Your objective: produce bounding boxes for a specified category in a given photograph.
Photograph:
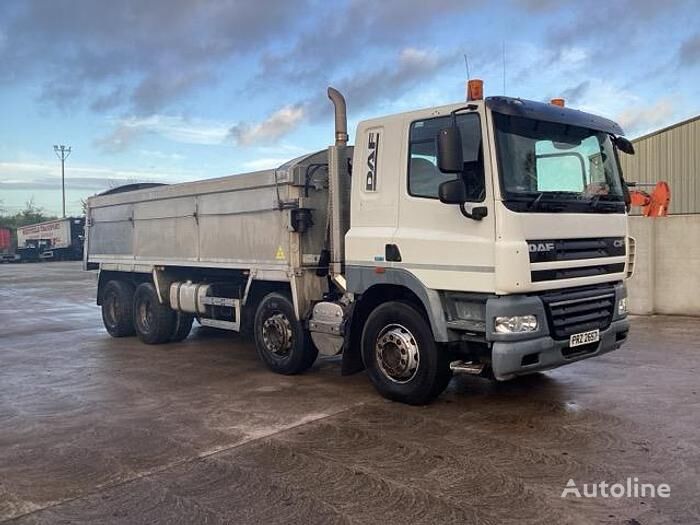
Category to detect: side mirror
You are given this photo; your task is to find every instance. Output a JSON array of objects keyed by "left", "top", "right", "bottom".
[
  {"left": 439, "top": 178, "right": 488, "bottom": 221},
  {"left": 614, "top": 136, "right": 635, "bottom": 155},
  {"left": 438, "top": 179, "right": 467, "bottom": 204},
  {"left": 437, "top": 127, "right": 464, "bottom": 173}
]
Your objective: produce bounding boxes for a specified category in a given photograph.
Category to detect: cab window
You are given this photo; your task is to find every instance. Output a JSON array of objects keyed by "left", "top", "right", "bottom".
[{"left": 408, "top": 113, "right": 485, "bottom": 201}]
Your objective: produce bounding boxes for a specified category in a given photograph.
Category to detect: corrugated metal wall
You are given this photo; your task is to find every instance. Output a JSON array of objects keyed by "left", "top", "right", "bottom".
[{"left": 618, "top": 115, "right": 700, "bottom": 215}]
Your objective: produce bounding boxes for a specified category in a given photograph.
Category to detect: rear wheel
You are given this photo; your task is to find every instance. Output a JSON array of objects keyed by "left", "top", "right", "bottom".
[
  {"left": 101, "top": 279, "right": 135, "bottom": 337},
  {"left": 170, "top": 312, "right": 194, "bottom": 342},
  {"left": 361, "top": 301, "right": 452, "bottom": 405},
  {"left": 133, "top": 282, "right": 176, "bottom": 344},
  {"left": 253, "top": 292, "right": 317, "bottom": 374}
]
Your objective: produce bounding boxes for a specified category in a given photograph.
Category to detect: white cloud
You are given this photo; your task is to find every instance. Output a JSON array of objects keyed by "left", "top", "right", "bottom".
[
  {"left": 256, "top": 143, "right": 307, "bottom": 155},
  {"left": 119, "top": 115, "right": 230, "bottom": 145},
  {"left": 573, "top": 80, "right": 642, "bottom": 117},
  {"left": 616, "top": 98, "right": 677, "bottom": 137},
  {"left": 398, "top": 47, "right": 440, "bottom": 68},
  {"left": 241, "top": 157, "right": 291, "bottom": 170},
  {"left": 96, "top": 114, "right": 232, "bottom": 152},
  {"left": 138, "top": 149, "right": 185, "bottom": 161},
  {"left": 558, "top": 46, "right": 588, "bottom": 66},
  {"left": 0, "top": 160, "right": 195, "bottom": 184},
  {"left": 229, "top": 105, "right": 306, "bottom": 146}
]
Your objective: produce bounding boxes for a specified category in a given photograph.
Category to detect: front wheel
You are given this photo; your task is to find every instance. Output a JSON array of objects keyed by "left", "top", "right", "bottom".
[
  {"left": 253, "top": 292, "right": 317, "bottom": 375},
  {"left": 361, "top": 301, "right": 452, "bottom": 405}
]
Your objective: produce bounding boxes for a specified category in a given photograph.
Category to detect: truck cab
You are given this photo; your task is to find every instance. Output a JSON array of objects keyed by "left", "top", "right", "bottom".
[{"left": 337, "top": 89, "right": 631, "bottom": 401}]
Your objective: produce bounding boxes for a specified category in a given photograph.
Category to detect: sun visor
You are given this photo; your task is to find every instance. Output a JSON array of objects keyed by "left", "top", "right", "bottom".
[{"left": 486, "top": 96, "right": 625, "bottom": 136}]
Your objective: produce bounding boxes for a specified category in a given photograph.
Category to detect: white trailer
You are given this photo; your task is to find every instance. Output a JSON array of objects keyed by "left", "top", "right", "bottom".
[
  {"left": 85, "top": 83, "right": 635, "bottom": 404},
  {"left": 18, "top": 217, "right": 85, "bottom": 261}
]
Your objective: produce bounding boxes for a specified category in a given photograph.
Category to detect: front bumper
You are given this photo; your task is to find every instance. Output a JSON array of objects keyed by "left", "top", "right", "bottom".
[{"left": 491, "top": 317, "right": 629, "bottom": 380}]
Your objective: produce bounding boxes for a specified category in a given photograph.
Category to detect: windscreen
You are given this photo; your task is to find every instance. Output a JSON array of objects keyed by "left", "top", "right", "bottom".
[{"left": 493, "top": 113, "right": 625, "bottom": 213}]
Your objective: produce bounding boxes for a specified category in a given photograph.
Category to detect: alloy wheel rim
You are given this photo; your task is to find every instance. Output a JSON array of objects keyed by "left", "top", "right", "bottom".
[
  {"left": 262, "top": 313, "right": 293, "bottom": 356},
  {"left": 375, "top": 323, "right": 420, "bottom": 383},
  {"left": 105, "top": 292, "right": 118, "bottom": 325},
  {"left": 139, "top": 298, "right": 153, "bottom": 332}
]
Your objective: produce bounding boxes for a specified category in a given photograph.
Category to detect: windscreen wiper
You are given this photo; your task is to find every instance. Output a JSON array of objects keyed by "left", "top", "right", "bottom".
[
  {"left": 505, "top": 193, "right": 567, "bottom": 212},
  {"left": 589, "top": 194, "right": 623, "bottom": 212},
  {"left": 531, "top": 191, "right": 578, "bottom": 211},
  {"left": 528, "top": 192, "right": 544, "bottom": 210}
]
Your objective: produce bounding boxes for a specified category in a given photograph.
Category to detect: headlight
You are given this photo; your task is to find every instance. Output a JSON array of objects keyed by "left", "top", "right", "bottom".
[
  {"left": 494, "top": 315, "right": 538, "bottom": 334},
  {"left": 617, "top": 297, "right": 628, "bottom": 315}
]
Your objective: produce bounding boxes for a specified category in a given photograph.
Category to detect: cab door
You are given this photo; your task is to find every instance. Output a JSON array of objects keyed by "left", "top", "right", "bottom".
[
  {"left": 345, "top": 119, "right": 402, "bottom": 266},
  {"left": 392, "top": 110, "right": 496, "bottom": 293}
]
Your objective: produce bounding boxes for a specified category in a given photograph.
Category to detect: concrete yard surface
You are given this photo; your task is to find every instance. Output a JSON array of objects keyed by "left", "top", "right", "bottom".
[{"left": 0, "top": 262, "right": 699, "bottom": 524}]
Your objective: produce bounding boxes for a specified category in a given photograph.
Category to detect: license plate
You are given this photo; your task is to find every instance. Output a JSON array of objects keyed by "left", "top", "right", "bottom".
[{"left": 569, "top": 329, "right": 600, "bottom": 347}]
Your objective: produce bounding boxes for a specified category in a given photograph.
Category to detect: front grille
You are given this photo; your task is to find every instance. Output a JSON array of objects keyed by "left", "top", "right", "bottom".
[
  {"left": 528, "top": 237, "right": 625, "bottom": 263},
  {"left": 541, "top": 284, "right": 616, "bottom": 340},
  {"left": 531, "top": 263, "right": 625, "bottom": 282}
]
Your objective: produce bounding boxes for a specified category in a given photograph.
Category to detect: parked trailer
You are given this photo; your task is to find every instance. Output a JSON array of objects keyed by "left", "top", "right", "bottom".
[
  {"left": 0, "top": 227, "right": 18, "bottom": 263},
  {"left": 86, "top": 83, "right": 635, "bottom": 404},
  {"left": 0, "top": 228, "right": 10, "bottom": 251},
  {"left": 17, "top": 217, "right": 85, "bottom": 262}
]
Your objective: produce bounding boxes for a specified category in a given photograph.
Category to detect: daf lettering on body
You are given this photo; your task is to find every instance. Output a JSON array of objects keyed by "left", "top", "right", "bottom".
[
  {"left": 529, "top": 242, "right": 555, "bottom": 253},
  {"left": 365, "top": 132, "right": 379, "bottom": 192}
]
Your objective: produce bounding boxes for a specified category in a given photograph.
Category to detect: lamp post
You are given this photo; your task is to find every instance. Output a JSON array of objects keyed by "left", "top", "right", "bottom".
[{"left": 53, "top": 145, "right": 71, "bottom": 218}]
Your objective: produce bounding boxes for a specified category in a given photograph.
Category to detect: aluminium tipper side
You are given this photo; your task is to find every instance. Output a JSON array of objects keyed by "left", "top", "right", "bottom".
[{"left": 86, "top": 151, "right": 330, "bottom": 276}]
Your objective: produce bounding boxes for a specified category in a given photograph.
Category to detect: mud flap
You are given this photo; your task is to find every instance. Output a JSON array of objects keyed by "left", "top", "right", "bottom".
[
  {"left": 340, "top": 302, "right": 365, "bottom": 375},
  {"left": 341, "top": 345, "right": 365, "bottom": 375}
]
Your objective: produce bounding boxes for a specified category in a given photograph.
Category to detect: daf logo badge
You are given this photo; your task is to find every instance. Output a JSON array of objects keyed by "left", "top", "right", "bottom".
[
  {"left": 613, "top": 239, "right": 624, "bottom": 248},
  {"left": 529, "top": 242, "right": 555, "bottom": 252}
]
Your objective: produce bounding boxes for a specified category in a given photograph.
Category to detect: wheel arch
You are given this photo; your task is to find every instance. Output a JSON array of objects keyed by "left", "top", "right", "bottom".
[
  {"left": 240, "top": 280, "right": 293, "bottom": 335},
  {"left": 341, "top": 272, "right": 448, "bottom": 375},
  {"left": 96, "top": 270, "right": 149, "bottom": 305}
]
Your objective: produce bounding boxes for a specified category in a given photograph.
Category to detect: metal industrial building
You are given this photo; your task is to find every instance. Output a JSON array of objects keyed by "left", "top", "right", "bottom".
[
  {"left": 619, "top": 114, "right": 700, "bottom": 215},
  {"left": 623, "top": 114, "right": 700, "bottom": 316}
]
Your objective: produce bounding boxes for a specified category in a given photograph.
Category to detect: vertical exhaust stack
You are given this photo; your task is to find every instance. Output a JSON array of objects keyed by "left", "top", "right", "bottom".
[
  {"left": 327, "top": 87, "right": 348, "bottom": 146},
  {"left": 326, "top": 87, "right": 350, "bottom": 285}
]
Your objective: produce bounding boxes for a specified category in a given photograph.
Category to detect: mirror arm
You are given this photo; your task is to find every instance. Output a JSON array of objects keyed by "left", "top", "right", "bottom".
[
  {"left": 459, "top": 203, "right": 487, "bottom": 221},
  {"left": 450, "top": 104, "right": 479, "bottom": 118},
  {"left": 459, "top": 203, "right": 474, "bottom": 219}
]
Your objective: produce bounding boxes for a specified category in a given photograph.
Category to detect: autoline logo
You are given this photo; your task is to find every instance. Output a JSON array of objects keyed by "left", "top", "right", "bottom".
[{"left": 561, "top": 478, "right": 671, "bottom": 498}]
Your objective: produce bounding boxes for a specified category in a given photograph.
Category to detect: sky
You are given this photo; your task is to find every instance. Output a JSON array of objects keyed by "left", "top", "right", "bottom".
[{"left": 0, "top": 0, "right": 699, "bottom": 216}]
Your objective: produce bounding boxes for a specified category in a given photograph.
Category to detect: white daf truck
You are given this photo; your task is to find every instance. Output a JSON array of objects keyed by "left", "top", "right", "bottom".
[{"left": 84, "top": 82, "right": 635, "bottom": 404}]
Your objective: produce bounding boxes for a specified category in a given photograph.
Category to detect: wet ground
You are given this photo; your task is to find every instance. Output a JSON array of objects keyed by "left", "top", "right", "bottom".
[{"left": 0, "top": 261, "right": 698, "bottom": 524}]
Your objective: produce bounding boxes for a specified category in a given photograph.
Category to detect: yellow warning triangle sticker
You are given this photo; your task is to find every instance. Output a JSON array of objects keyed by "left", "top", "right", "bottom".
[{"left": 275, "top": 245, "right": 286, "bottom": 260}]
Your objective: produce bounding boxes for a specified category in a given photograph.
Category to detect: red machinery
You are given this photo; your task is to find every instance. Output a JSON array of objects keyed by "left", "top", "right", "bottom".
[
  {"left": 628, "top": 181, "right": 671, "bottom": 217},
  {"left": 0, "top": 227, "right": 11, "bottom": 252}
]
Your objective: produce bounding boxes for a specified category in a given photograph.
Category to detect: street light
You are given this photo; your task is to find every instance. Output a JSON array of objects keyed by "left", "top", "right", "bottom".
[{"left": 53, "top": 145, "right": 71, "bottom": 218}]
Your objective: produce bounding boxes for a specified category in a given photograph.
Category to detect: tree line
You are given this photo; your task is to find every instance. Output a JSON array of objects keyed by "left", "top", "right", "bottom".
[{"left": 0, "top": 199, "right": 59, "bottom": 250}]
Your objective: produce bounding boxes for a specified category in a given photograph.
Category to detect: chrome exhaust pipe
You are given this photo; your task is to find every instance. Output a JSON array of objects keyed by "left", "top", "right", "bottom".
[{"left": 327, "top": 87, "right": 348, "bottom": 146}]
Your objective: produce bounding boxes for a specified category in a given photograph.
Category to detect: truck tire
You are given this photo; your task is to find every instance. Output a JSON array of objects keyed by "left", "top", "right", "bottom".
[
  {"left": 133, "top": 282, "right": 176, "bottom": 345},
  {"left": 361, "top": 301, "right": 452, "bottom": 405},
  {"left": 101, "top": 280, "right": 136, "bottom": 337},
  {"left": 170, "top": 312, "right": 194, "bottom": 342},
  {"left": 253, "top": 292, "right": 317, "bottom": 375}
]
